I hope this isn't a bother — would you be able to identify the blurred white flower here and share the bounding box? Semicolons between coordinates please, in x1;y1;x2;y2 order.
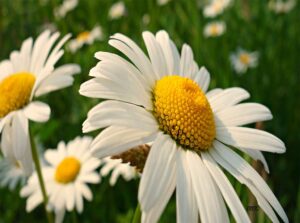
39;23;57;33
142;14;150;25
0;31;80;175
108;2;126;20
68;26;103;53
54;0;78;19
203;21;226;37
0;157;26;190
20;136;101;223
100;157;138;186
203;0;231;18
157;0;171;6
230;48;259;74
268;0;296;14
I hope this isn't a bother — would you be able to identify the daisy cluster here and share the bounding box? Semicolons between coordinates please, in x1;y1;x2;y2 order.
0;1;293;223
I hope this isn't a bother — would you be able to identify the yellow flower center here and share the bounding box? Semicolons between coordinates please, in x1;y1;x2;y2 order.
239;53;250;65
55;157;81;184
153;76;216;151
76;31;90;41
0;72;35;118
210;25;220;36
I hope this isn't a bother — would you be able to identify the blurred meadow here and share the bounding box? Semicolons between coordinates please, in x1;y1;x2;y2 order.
0;0;299;222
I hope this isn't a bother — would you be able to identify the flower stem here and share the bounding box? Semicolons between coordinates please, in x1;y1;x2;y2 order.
132;203;141;223
29;127;53;223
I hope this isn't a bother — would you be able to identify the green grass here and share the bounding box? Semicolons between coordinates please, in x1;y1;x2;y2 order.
0;0;299;222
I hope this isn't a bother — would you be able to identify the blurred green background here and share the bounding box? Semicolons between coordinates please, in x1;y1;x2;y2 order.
0;0;299;222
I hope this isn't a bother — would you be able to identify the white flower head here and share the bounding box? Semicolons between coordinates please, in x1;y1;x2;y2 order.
0;157;27;190
20;136;101;223
54;0;78;19
0;31;80;175
100;157;138;186
108;1;126;20
230;48;259;74
203;21;226;37
80;30;288;223
157;0;171;6
268;0;296;14
68;26;103;53
203;0;231;18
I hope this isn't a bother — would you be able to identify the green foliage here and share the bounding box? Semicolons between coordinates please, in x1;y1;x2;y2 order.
0;0;299;222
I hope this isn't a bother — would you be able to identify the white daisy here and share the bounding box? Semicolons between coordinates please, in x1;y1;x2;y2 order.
54;0;78;19
203;21;226;38
0;30;80;175
80;30;288;223
230;48;259;74
203;0;231;18
20;136;101;223
68;26;103;53
268;0;296;14
108;1;126;20
0;157;26;190
100;157;138;186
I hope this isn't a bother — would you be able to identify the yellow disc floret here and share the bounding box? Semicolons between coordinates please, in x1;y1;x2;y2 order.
153;75;216;151
239;53;250;65
0;72;36;118
76;31;90;41
55;157;81;184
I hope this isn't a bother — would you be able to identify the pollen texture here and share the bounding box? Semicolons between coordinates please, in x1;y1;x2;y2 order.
0;72;35;118
153;75;215;151
55;157;81;184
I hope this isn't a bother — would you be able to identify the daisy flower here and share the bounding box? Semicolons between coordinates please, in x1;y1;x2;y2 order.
80;30;288;223
54;0;78;19
230;48;259;74
20;136;101;222
108;1;126;20
203;21;226;38
100;157;138;186
68;26;103;53
268;0;296;14
203;0;231;18
0;157;26;190
0;30;80;174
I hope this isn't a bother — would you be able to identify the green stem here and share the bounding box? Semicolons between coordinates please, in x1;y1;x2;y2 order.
132;203;141;223
29;127;53;223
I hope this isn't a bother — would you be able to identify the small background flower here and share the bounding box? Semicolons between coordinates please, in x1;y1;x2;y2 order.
54;0;78;19
203;0;231;18
268;0;296;14
68;25;103;53
203;21;226;37
100;157;138;186
108;1;126;20
230;48;259;74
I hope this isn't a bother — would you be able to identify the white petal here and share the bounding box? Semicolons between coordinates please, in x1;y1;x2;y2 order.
82;100;158;133
109;34;156;86
176;149;198;223
26;191;43;212
138;133;176;212
78;183;93;201
186;151;226;223
91;126;157;158
55;209;66;223
79;173;100;184
210;149;280;223
216;126;286;153
213;142;288;223
193;66;210;93
19;37;33;71
208;87;250;112
24;101;51;123
35;64;80;97
12;112;33;174
206;88;223;99
155;30;175;75
141;171;176;223
239;148;269;173
215;103;272;127
202;151;251;223
65;184;75;211
75;184;84;213
180;44;194;78
143;31;167;79
1;122;15;161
